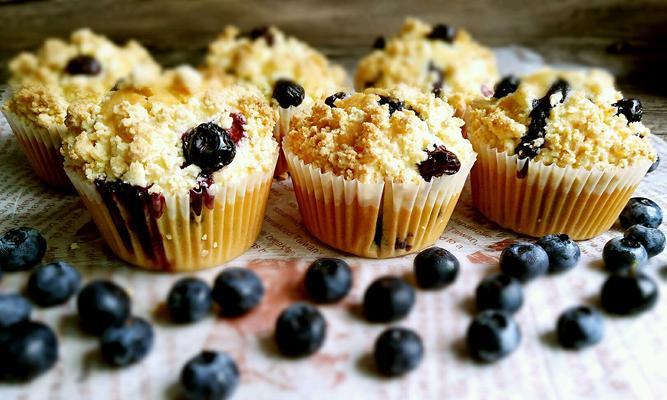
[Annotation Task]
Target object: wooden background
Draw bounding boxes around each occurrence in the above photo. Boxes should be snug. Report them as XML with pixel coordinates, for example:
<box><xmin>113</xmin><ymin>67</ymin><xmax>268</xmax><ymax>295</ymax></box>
<box><xmin>0</xmin><ymin>0</ymin><xmax>665</xmax><ymax>134</ymax></box>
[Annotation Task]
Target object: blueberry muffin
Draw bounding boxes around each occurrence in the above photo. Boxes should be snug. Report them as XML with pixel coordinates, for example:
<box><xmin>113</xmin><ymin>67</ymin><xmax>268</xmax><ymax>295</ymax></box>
<box><xmin>465</xmin><ymin>68</ymin><xmax>657</xmax><ymax>239</ymax></box>
<box><xmin>355</xmin><ymin>18</ymin><xmax>498</xmax><ymax>113</ymax></box>
<box><xmin>61</xmin><ymin>77</ymin><xmax>277</xmax><ymax>271</ymax></box>
<box><xmin>283</xmin><ymin>85</ymin><xmax>476</xmax><ymax>258</ymax></box>
<box><xmin>2</xmin><ymin>28</ymin><xmax>161</xmax><ymax>188</ymax></box>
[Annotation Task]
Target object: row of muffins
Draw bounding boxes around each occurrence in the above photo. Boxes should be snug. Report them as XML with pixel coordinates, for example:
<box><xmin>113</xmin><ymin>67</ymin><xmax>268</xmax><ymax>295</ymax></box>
<box><xmin>1</xmin><ymin>18</ymin><xmax>658</xmax><ymax>272</ymax></box>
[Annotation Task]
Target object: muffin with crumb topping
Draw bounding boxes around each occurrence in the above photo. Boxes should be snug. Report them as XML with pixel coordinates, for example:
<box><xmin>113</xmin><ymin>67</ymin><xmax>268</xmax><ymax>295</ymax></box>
<box><xmin>2</xmin><ymin>28</ymin><xmax>161</xmax><ymax>188</ymax></box>
<box><xmin>465</xmin><ymin>68</ymin><xmax>656</xmax><ymax>239</ymax></box>
<box><xmin>355</xmin><ymin>18</ymin><xmax>498</xmax><ymax>114</ymax></box>
<box><xmin>284</xmin><ymin>85</ymin><xmax>475</xmax><ymax>258</ymax></box>
<box><xmin>62</xmin><ymin>78</ymin><xmax>277</xmax><ymax>271</ymax></box>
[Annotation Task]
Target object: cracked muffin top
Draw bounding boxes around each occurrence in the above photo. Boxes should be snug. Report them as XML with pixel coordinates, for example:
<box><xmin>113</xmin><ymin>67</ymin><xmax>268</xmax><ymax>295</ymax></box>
<box><xmin>205</xmin><ymin>25</ymin><xmax>348</xmax><ymax>100</ymax></box>
<box><xmin>62</xmin><ymin>73</ymin><xmax>277</xmax><ymax>195</ymax></box>
<box><xmin>465</xmin><ymin>68</ymin><xmax>656</xmax><ymax>169</ymax></box>
<box><xmin>283</xmin><ymin>85</ymin><xmax>474</xmax><ymax>184</ymax></box>
<box><xmin>355</xmin><ymin>18</ymin><xmax>498</xmax><ymax>102</ymax></box>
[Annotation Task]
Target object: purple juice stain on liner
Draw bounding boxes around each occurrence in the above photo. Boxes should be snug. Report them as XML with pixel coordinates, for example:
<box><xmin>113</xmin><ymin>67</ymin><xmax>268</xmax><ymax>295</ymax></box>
<box><xmin>190</xmin><ymin>175</ymin><xmax>216</xmax><ymax>217</ymax></box>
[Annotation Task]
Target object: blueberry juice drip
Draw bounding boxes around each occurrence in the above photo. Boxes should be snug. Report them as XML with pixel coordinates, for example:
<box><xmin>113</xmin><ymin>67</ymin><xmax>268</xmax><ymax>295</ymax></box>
<box><xmin>95</xmin><ymin>180</ymin><xmax>170</xmax><ymax>269</ymax></box>
<box><xmin>190</xmin><ymin>175</ymin><xmax>216</xmax><ymax>217</ymax></box>
<box><xmin>515</xmin><ymin>79</ymin><xmax>570</xmax><ymax>160</ymax></box>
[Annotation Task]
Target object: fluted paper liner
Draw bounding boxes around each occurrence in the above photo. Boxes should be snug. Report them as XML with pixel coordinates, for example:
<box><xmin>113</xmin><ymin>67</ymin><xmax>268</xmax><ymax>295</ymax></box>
<box><xmin>273</xmin><ymin>107</ymin><xmax>295</xmax><ymax>179</ymax></box>
<box><xmin>285</xmin><ymin>149</ymin><xmax>476</xmax><ymax>258</ymax></box>
<box><xmin>1</xmin><ymin>106</ymin><xmax>72</xmax><ymax>189</ymax></box>
<box><xmin>470</xmin><ymin>141</ymin><xmax>653</xmax><ymax>240</ymax></box>
<box><xmin>65</xmin><ymin>154</ymin><xmax>276</xmax><ymax>272</ymax></box>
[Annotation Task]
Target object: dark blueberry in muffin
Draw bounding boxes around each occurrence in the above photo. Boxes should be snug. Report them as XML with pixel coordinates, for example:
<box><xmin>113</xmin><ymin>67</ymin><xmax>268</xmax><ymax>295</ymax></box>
<box><xmin>0</xmin><ymin>321</ymin><xmax>58</xmax><ymax>381</ymax></box>
<box><xmin>556</xmin><ymin>305</ymin><xmax>604</xmax><ymax>350</ymax></box>
<box><xmin>493</xmin><ymin>75</ymin><xmax>520</xmax><ymax>99</ymax></box>
<box><xmin>183</xmin><ymin>122</ymin><xmax>236</xmax><ymax>174</ymax></box>
<box><xmin>377</xmin><ymin>95</ymin><xmax>404</xmax><ymax>115</ymax></box>
<box><xmin>181</xmin><ymin>351</ymin><xmax>240</xmax><ymax>400</ymax></box>
<box><xmin>373</xmin><ymin>36</ymin><xmax>386</xmax><ymax>49</ymax></box>
<box><xmin>600</xmin><ymin>271</ymin><xmax>658</xmax><ymax>316</ymax></box>
<box><xmin>417</xmin><ymin>144</ymin><xmax>461</xmax><ymax>182</ymax></box>
<box><xmin>228</xmin><ymin>112</ymin><xmax>246</xmax><ymax>143</ymax></box>
<box><xmin>0</xmin><ymin>227</ymin><xmax>47</xmax><ymax>272</ymax></box>
<box><xmin>612</xmin><ymin>98</ymin><xmax>643</xmax><ymax>123</ymax></box>
<box><xmin>245</xmin><ymin>26</ymin><xmax>275</xmax><ymax>46</ymax></box>
<box><xmin>325</xmin><ymin>91</ymin><xmax>348</xmax><ymax>108</ymax></box>
<box><xmin>426</xmin><ymin>24</ymin><xmax>457</xmax><ymax>42</ymax></box>
<box><xmin>624</xmin><ymin>224</ymin><xmax>665</xmax><ymax>257</ymax></box>
<box><xmin>272</xmin><ymin>79</ymin><xmax>305</xmax><ymax>108</ymax></box>
<box><xmin>27</xmin><ymin>261</ymin><xmax>81</xmax><ymax>307</ymax></box>
<box><xmin>65</xmin><ymin>55</ymin><xmax>102</xmax><ymax>76</ymax></box>
<box><xmin>274</xmin><ymin>303</ymin><xmax>327</xmax><ymax>357</ymax></box>
<box><xmin>100</xmin><ymin>317</ymin><xmax>154</xmax><ymax>366</ymax></box>
<box><xmin>373</xmin><ymin>327</ymin><xmax>423</xmax><ymax>377</ymax></box>
<box><xmin>619</xmin><ymin>197</ymin><xmax>663</xmax><ymax>228</ymax></box>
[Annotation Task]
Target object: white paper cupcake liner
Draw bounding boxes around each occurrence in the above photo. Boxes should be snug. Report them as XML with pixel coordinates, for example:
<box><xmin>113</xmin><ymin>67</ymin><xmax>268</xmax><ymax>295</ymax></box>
<box><xmin>65</xmin><ymin>151</ymin><xmax>277</xmax><ymax>271</ymax></box>
<box><xmin>470</xmin><ymin>141</ymin><xmax>652</xmax><ymax>240</ymax></box>
<box><xmin>285</xmin><ymin>149</ymin><xmax>476</xmax><ymax>258</ymax></box>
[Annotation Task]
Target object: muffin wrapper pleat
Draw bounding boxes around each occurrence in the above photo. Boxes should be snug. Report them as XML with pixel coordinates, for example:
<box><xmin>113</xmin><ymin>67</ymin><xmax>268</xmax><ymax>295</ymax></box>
<box><xmin>285</xmin><ymin>149</ymin><xmax>476</xmax><ymax>258</ymax></box>
<box><xmin>65</xmin><ymin>152</ymin><xmax>276</xmax><ymax>272</ymax></box>
<box><xmin>470</xmin><ymin>141</ymin><xmax>652</xmax><ymax>240</ymax></box>
<box><xmin>2</xmin><ymin>108</ymin><xmax>72</xmax><ymax>189</ymax></box>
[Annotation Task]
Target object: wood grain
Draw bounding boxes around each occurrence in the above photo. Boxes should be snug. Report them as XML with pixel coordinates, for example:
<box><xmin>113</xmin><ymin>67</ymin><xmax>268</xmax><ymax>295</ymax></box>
<box><xmin>0</xmin><ymin>0</ymin><xmax>665</xmax><ymax>136</ymax></box>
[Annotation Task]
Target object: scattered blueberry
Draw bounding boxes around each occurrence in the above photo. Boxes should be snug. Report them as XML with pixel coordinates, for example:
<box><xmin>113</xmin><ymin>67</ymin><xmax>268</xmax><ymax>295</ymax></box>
<box><xmin>324</xmin><ymin>91</ymin><xmax>348</xmax><ymax>108</ymax></box>
<box><xmin>602</xmin><ymin>237</ymin><xmax>648</xmax><ymax>272</ymax></box>
<box><xmin>373</xmin><ymin>327</ymin><xmax>423</xmax><ymax>377</ymax></box>
<box><xmin>624</xmin><ymin>224</ymin><xmax>665</xmax><ymax>257</ymax></box>
<box><xmin>601</xmin><ymin>271</ymin><xmax>658</xmax><ymax>315</ymax></box>
<box><xmin>212</xmin><ymin>267</ymin><xmax>264</xmax><ymax>317</ymax></box>
<box><xmin>100</xmin><ymin>317</ymin><xmax>154</xmax><ymax>367</ymax></box>
<box><xmin>417</xmin><ymin>144</ymin><xmax>461</xmax><ymax>182</ymax></box>
<box><xmin>77</xmin><ymin>280</ymin><xmax>131</xmax><ymax>335</ymax></box>
<box><xmin>426</xmin><ymin>23</ymin><xmax>457</xmax><ymax>42</ymax></box>
<box><xmin>647</xmin><ymin>155</ymin><xmax>660</xmax><ymax>174</ymax></box>
<box><xmin>619</xmin><ymin>197</ymin><xmax>663</xmax><ymax>229</ymax></box>
<box><xmin>556</xmin><ymin>305</ymin><xmax>604</xmax><ymax>350</ymax></box>
<box><xmin>304</xmin><ymin>258</ymin><xmax>353</xmax><ymax>303</ymax></box>
<box><xmin>0</xmin><ymin>294</ymin><xmax>32</xmax><ymax>328</ymax></box>
<box><xmin>0</xmin><ymin>227</ymin><xmax>47</xmax><ymax>272</ymax></box>
<box><xmin>493</xmin><ymin>75</ymin><xmax>520</xmax><ymax>99</ymax></box>
<box><xmin>65</xmin><ymin>55</ymin><xmax>102</xmax><ymax>76</ymax></box>
<box><xmin>26</xmin><ymin>261</ymin><xmax>81</xmax><ymax>307</ymax></box>
<box><xmin>274</xmin><ymin>303</ymin><xmax>326</xmax><ymax>357</ymax></box>
<box><xmin>413</xmin><ymin>246</ymin><xmax>459</xmax><ymax>289</ymax></box>
<box><xmin>181</xmin><ymin>351</ymin><xmax>240</xmax><ymax>400</ymax></box>
<box><xmin>466</xmin><ymin>310</ymin><xmax>521</xmax><ymax>362</ymax></box>
<box><xmin>363</xmin><ymin>276</ymin><xmax>415</xmax><ymax>323</ymax></box>
<box><xmin>537</xmin><ymin>234</ymin><xmax>581</xmax><ymax>273</ymax></box>
<box><xmin>272</xmin><ymin>79</ymin><xmax>305</xmax><ymax>108</ymax></box>
<box><xmin>0</xmin><ymin>321</ymin><xmax>58</xmax><ymax>381</ymax></box>
<box><xmin>182</xmin><ymin>122</ymin><xmax>236</xmax><ymax>175</ymax></box>
<box><xmin>167</xmin><ymin>277</ymin><xmax>213</xmax><ymax>323</ymax></box>
<box><xmin>499</xmin><ymin>242</ymin><xmax>549</xmax><ymax>282</ymax></box>
<box><xmin>612</xmin><ymin>98</ymin><xmax>643</xmax><ymax>123</ymax></box>
<box><xmin>475</xmin><ymin>273</ymin><xmax>523</xmax><ymax>314</ymax></box>
<box><xmin>372</xmin><ymin>36</ymin><xmax>386</xmax><ymax>49</ymax></box>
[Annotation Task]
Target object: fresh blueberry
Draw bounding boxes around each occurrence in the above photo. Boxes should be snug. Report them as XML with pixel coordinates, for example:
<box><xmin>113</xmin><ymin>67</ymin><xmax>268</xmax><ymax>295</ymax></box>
<box><xmin>0</xmin><ymin>321</ymin><xmax>58</xmax><ymax>381</ymax></box>
<box><xmin>65</xmin><ymin>55</ymin><xmax>102</xmax><ymax>76</ymax></box>
<box><xmin>324</xmin><ymin>91</ymin><xmax>348</xmax><ymax>108</ymax></box>
<box><xmin>556</xmin><ymin>305</ymin><xmax>604</xmax><ymax>350</ymax></box>
<box><xmin>212</xmin><ymin>267</ymin><xmax>264</xmax><ymax>317</ymax></box>
<box><xmin>274</xmin><ymin>303</ymin><xmax>326</xmax><ymax>357</ymax></box>
<box><xmin>304</xmin><ymin>258</ymin><xmax>352</xmax><ymax>303</ymax></box>
<box><xmin>601</xmin><ymin>272</ymin><xmax>659</xmax><ymax>315</ymax></box>
<box><xmin>647</xmin><ymin>155</ymin><xmax>660</xmax><ymax>174</ymax></box>
<box><xmin>0</xmin><ymin>227</ymin><xmax>47</xmax><ymax>272</ymax></box>
<box><xmin>77</xmin><ymin>280</ymin><xmax>131</xmax><ymax>335</ymax></box>
<box><xmin>536</xmin><ymin>234</ymin><xmax>580</xmax><ymax>273</ymax></box>
<box><xmin>100</xmin><ymin>317</ymin><xmax>154</xmax><ymax>367</ymax></box>
<box><xmin>0</xmin><ymin>294</ymin><xmax>32</xmax><ymax>328</ymax></box>
<box><xmin>475</xmin><ymin>273</ymin><xmax>523</xmax><ymax>314</ymax></box>
<box><xmin>426</xmin><ymin>23</ymin><xmax>457</xmax><ymax>42</ymax></box>
<box><xmin>612</xmin><ymin>98</ymin><xmax>643</xmax><ymax>123</ymax></box>
<box><xmin>182</xmin><ymin>122</ymin><xmax>236</xmax><ymax>175</ymax></box>
<box><xmin>619</xmin><ymin>197</ymin><xmax>663</xmax><ymax>229</ymax></box>
<box><xmin>363</xmin><ymin>276</ymin><xmax>415</xmax><ymax>322</ymax></box>
<box><xmin>26</xmin><ymin>261</ymin><xmax>81</xmax><ymax>307</ymax></box>
<box><xmin>624</xmin><ymin>225</ymin><xmax>665</xmax><ymax>257</ymax></box>
<box><xmin>272</xmin><ymin>79</ymin><xmax>305</xmax><ymax>108</ymax></box>
<box><xmin>493</xmin><ymin>75</ymin><xmax>520</xmax><ymax>99</ymax></box>
<box><xmin>373</xmin><ymin>327</ymin><xmax>423</xmax><ymax>377</ymax></box>
<box><xmin>602</xmin><ymin>237</ymin><xmax>648</xmax><ymax>272</ymax></box>
<box><xmin>499</xmin><ymin>242</ymin><xmax>549</xmax><ymax>282</ymax></box>
<box><xmin>180</xmin><ymin>351</ymin><xmax>240</xmax><ymax>400</ymax></box>
<box><xmin>413</xmin><ymin>246</ymin><xmax>460</xmax><ymax>289</ymax></box>
<box><xmin>466</xmin><ymin>310</ymin><xmax>521</xmax><ymax>362</ymax></box>
<box><xmin>167</xmin><ymin>277</ymin><xmax>212</xmax><ymax>323</ymax></box>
